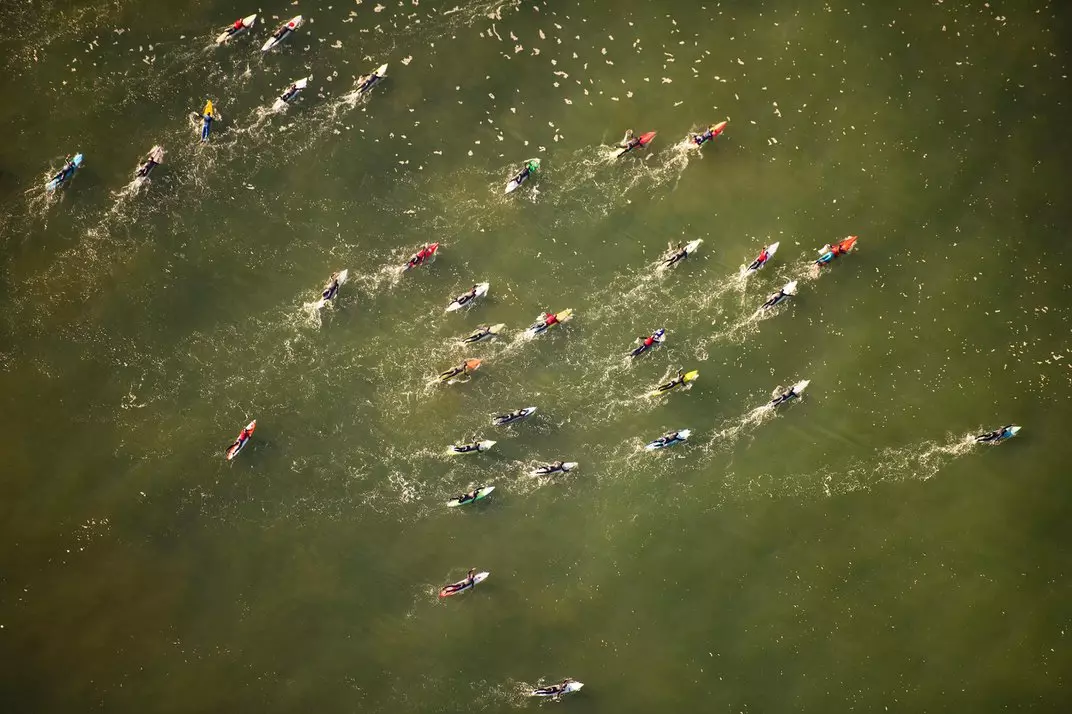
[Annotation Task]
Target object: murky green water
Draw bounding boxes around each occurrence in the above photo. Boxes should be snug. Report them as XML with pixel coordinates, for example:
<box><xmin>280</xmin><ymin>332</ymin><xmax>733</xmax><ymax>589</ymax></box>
<box><xmin>1</xmin><ymin>0</ymin><xmax>1070</xmax><ymax>711</ymax></box>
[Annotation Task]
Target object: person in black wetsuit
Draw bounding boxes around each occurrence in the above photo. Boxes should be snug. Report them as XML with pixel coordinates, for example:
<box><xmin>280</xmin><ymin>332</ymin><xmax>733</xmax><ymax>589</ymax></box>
<box><xmin>663</xmin><ymin>243</ymin><xmax>688</xmax><ymax>267</ymax></box>
<box><xmin>52</xmin><ymin>156</ymin><xmax>76</xmax><ymax>184</ymax></box>
<box><xmin>769</xmin><ymin>385</ymin><xmax>800</xmax><ymax>407</ymax></box>
<box><xmin>455</xmin><ymin>285</ymin><xmax>479</xmax><ymax>306</ymax></box>
<box><xmin>536</xmin><ymin>679</ymin><xmax>576</xmax><ymax>697</ymax></box>
<box><xmin>457</xmin><ymin>488</ymin><xmax>483</xmax><ymax>503</ymax></box>
<box><xmin>975</xmin><ymin>425</ymin><xmax>1016</xmax><ymax>443</ymax></box>
<box><xmin>357</xmin><ymin>68</ymin><xmax>384</xmax><ymax>93</ymax></box>
<box><xmin>322</xmin><ymin>272</ymin><xmax>341</xmax><ymax>301</ymax></box>
<box><xmin>760</xmin><ymin>283</ymin><xmax>795</xmax><ymax>310</ymax></box>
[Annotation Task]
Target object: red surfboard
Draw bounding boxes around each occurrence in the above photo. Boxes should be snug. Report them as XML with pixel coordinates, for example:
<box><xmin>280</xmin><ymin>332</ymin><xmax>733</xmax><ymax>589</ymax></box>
<box><xmin>836</xmin><ymin>236</ymin><xmax>858</xmax><ymax>253</ymax></box>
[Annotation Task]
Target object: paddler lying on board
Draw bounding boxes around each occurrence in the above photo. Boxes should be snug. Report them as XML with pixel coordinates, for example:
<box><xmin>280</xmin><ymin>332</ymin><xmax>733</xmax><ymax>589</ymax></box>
<box><xmin>456</xmin><ymin>488</ymin><xmax>483</xmax><ymax>504</ymax></box>
<box><xmin>748</xmin><ymin>246</ymin><xmax>772</xmax><ymax>271</ymax></box>
<box><xmin>534</xmin><ymin>311</ymin><xmax>561</xmax><ymax>331</ymax></box>
<box><xmin>135</xmin><ymin>146</ymin><xmax>164</xmax><ymax>177</ymax></box>
<box><xmin>536</xmin><ymin>680</ymin><xmax>577</xmax><ymax>697</ymax></box>
<box><xmin>439</xmin><ymin>360</ymin><xmax>475</xmax><ymax>383</ymax></box>
<box><xmin>456</xmin><ymin>284</ymin><xmax>480</xmax><ymax>307</ymax></box>
<box><xmin>229</xmin><ymin>424</ymin><xmax>254</xmax><ymax>453</ymax></box>
<box><xmin>51</xmin><ymin>156</ymin><xmax>78</xmax><ymax>185</ymax></box>
<box><xmin>769</xmin><ymin>384</ymin><xmax>802</xmax><ymax>407</ymax></box>
<box><xmin>407</xmin><ymin>244</ymin><xmax>436</xmax><ymax>269</ymax></box>
<box><xmin>975</xmin><ymin>425</ymin><xmax>1017</xmax><ymax>443</ymax></box>
<box><xmin>279</xmin><ymin>81</ymin><xmax>302</xmax><ymax>104</ymax></box>
<box><xmin>441</xmin><ymin>569</ymin><xmax>477</xmax><ymax>596</ymax></box>
<box><xmin>820</xmin><ymin>242</ymin><xmax>849</xmax><ymax>259</ymax></box>
<box><xmin>662</xmin><ymin>242</ymin><xmax>688</xmax><ymax>268</ymax></box>
<box><xmin>512</xmin><ymin>159</ymin><xmax>539</xmax><ymax>185</ymax></box>
<box><xmin>692</xmin><ymin>123</ymin><xmax>723</xmax><ymax>146</ymax></box>
<box><xmin>357</xmin><ymin>68</ymin><xmax>384</xmax><ymax>93</ymax></box>
<box><xmin>192</xmin><ymin>104</ymin><xmax>215</xmax><ymax>142</ymax></box>
<box><xmin>654</xmin><ymin>369</ymin><xmax>687</xmax><ymax>394</ymax></box>
<box><xmin>322</xmin><ymin>272</ymin><xmax>341</xmax><ymax>302</ymax></box>
<box><xmin>759</xmin><ymin>283</ymin><xmax>795</xmax><ymax>311</ymax></box>
<box><xmin>225</xmin><ymin>17</ymin><xmax>251</xmax><ymax>37</ymax></box>
<box><xmin>619</xmin><ymin>128</ymin><xmax>643</xmax><ymax>152</ymax></box>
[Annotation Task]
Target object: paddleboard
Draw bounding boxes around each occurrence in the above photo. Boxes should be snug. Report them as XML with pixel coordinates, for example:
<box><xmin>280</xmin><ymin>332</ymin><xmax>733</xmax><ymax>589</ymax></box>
<box><xmin>438</xmin><ymin>571</ymin><xmax>490</xmax><ymax>598</ymax></box>
<box><xmin>225</xmin><ymin>419</ymin><xmax>256</xmax><ymax>460</ymax></box>
<box><xmin>493</xmin><ymin>407</ymin><xmax>536</xmax><ymax>426</ymax></box>
<box><xmin>505</xmin><ymin>158</ymin><xmax>540</xmax><ymax>194</ymax></box>
<box><xmin>615</xmin><ymin>131</ymin><xmax>656</xmax><ymax>157</ymax></box>
<box><xmin>272</xmin><ymin>77</ymin><xmax>309</xmax><ymax>111</ymax></box>
<box><xmin>446</xmin><ymin>486</ymin><xmax>495</xmax><ymax>507</ymax></box>
<box><xmin>46</xmin><ymin>153</ymin><xmax>83</xmax><ymax>191</ymax></box>
<box><xmin>262</xmin><ymin>15</ymin><xmax>302</xmax><ymax>52</ymax></box>
<box><xmin>216</xmin><ymin>14</ymin><xmax>257</xmax><ymax>44</ymax></box>
<box><xmin>446</xmin><ymin>282</ymin><xmax>489</xmax><ymax>312</ymax></box>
